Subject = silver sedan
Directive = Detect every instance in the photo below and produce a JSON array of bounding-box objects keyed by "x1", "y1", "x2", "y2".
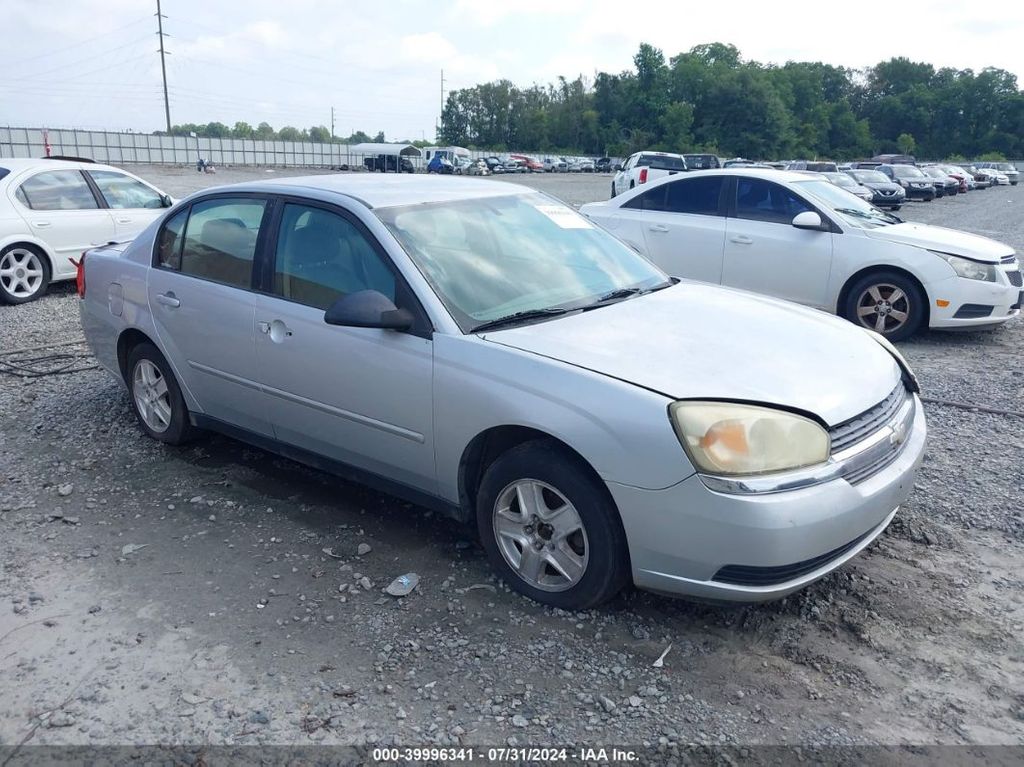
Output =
[{"x1": 79, "y1": 175, "x2": 926, "y2": 609}]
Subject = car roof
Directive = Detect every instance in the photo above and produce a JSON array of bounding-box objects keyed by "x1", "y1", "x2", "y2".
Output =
[
  {"x1": 679, "y1": 168, "x2": 819, "y2": 184},
  {"x1": 193, "y1": 174, "x2": 539, "y2": 209},
  {"x1": 0, "y1": 157, "x2": 110, "y2": 172}
]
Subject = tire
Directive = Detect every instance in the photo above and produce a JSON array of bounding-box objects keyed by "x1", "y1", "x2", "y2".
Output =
[
  {"x1": 125, "y1": 342, "x2": 196, "y2": 445},
  {"x1": 610, "y1": 182, "x2": 616, "y2": 199},
  {"x1": 0, "y1": 244, "x2": 50, "y2": 305},
  {"x1": 843, "y1": 271, "x2": 925, "y2": 341},
  {"x1": 890, "y1": 205, "x2": 902, "y2": 211},
  {"x1": 629, "y1": 180, "x2": 635, "y2": 190},
  {"x1": 476, "y1": 440, "x2": 630, "y2": 609}
]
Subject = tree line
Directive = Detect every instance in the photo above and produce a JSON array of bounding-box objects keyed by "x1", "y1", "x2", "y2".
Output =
[
  {"x1": 159, "y1": 123, "x2": 392, "y2": 145},
  {"x1": 437, "y1": 42, "x2": 1024, "y2": 160}
]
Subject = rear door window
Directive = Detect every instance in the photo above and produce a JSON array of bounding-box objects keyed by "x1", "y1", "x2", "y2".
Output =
[
  {"x1": 175, "y1": 198, "x2": 267, "y2": 289},
  {"x1": 17, "y1": 170, "x2": 99, "y2": 210}
]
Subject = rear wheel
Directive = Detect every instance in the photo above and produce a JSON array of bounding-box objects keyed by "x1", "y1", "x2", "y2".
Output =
[
  {"x1": 843, "y1": 271, "x2": 925, "y2": 341},
  {"x1": 476, "y1": 440, "x2": 630, "y2": 609},
  {"x1": 126, "y1": 343, "x2": 196, "y2": 445},
  {"x1": 0, "y1": 245, "x2": 50, "y2": 305}
]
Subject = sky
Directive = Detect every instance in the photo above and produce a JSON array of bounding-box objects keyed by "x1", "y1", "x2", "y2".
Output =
[{"x1": 2, "y1": 0, "x2": 1023, "y2": 141}]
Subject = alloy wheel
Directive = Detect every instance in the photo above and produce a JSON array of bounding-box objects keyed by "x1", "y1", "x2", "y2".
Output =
[
  {"x1": 855, "y1": 283, "x2": 911, "y2": 335},
  {"x1": 492, "y1": 479, "x2": 589, "y2": 592},
  {"x1": 132, "y1": 359, "x2": 172, "y2": 433},
  {"x1": 0, "y1": 248, "x2": 45, "y2": 299}
]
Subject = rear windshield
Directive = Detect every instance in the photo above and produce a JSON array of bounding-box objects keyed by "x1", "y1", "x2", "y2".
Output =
[
  {"x1": 851, "y1": 170, "x2": 889, "y2": 184},
  {"x1": 637, "y1": 154, "x2": 686, "y2": 170},
  {"x1": 805, "y1": 162, "x2": 838, "y2": 172},
  {"x1": 683, "y1": 154, "x2": 720, "y2": 169},
  {"x1": 0, "y1": 168, "x2": 9, "y2": 181}
]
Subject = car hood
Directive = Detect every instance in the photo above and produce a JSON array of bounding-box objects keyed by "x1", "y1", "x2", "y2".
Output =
[
  {"x1": 481, "y1": 283, "x2": 902, "y2": 427},
  {"x1": 864, "y1": 222, "x2": 1014, "y2": 262}
]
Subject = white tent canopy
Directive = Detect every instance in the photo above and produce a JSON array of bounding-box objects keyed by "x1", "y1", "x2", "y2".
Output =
[{"x1": 350, "y1": 142, "x2": 422, "y2": 157}]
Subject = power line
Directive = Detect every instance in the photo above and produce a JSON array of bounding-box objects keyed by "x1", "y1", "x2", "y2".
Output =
[{"x1": 2, "y1": 17, "x2": 151, "y2": 71}]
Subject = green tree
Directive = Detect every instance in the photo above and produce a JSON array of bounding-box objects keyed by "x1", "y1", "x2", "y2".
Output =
[
  {"x1": 255, "y1": 122, "x2": 275, "y2": 140},
  {"x1": 278, "y1": 126, "x2": 302, "y2": 141},
  {"x1": 897, "y1": 132, "x2": 916, "y2": 154},
  {"x1": 232, "y1": 121, "x2": 254, "y2": 139}
]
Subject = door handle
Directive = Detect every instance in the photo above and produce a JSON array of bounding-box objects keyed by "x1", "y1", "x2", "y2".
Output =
[
  {"x1": 156, "y1": 292, "x2": 180, "y2": 308},
  {"x1": 116, "y1": 217, "x2": 132, "y2": 224},
  {"x1": 730, "y1": 235, "x2": 753, "y2": 245},
  {"x1": 33, "y1": 221, "x2": 51, "y2": 228},
  {"x1": 648, "y1": 224, "x2": 670, "y2": 233}
]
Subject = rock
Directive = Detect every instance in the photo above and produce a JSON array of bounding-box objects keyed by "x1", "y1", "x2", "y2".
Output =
[
  {"x1": 87, "y1": 605, "x2": 101, "y2": 614},
  {"x1": 384, "y1": 573, "x2": 419, "y2": 597},
  {"x1": 357, "y1": 543, "x2": 372, "y2": 556},
  {"x1": 248, "y1": 711, "x2": 270, "y2": 725},
  {"x1": 47, "y1": 711, "x2": 76, "y2": 727},
  {"x1": 120, "y1": 543, "x2": 149, "y2": 556},
  {"x1": 599, "y1": 696, "x2": 617, "y2": 713},
  {"x1": 57, "y1": 484, "x2": 74, "y2": 497},
  {"x1": 396, "y1": 707, "x2": 407, "y2": 719},
  {"x1": 512, "y1": 714, "x2": 529, "y2": 727},
  {"x1": 359, "y1": 577, "x2": 372, "y2": 590},
  {"x1": 28, "y1": 592, "x2": 44, "y2": 604},
  {"x1": 628, "y1": 695, "x2": 642, "y2": 708}
]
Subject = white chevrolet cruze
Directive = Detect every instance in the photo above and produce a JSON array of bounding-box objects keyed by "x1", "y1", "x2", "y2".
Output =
[
  {"x1": 0, "y1": 158, "x2": 173, "y2": 304},
  {"x1": 581, "y1": 169, "x2": 1022, "y2": 340}
]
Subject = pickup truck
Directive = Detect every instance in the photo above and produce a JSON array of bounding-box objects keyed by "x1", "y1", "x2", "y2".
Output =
[{"x1": 611, "y1": 152, "x2": 687, "y2": 197}]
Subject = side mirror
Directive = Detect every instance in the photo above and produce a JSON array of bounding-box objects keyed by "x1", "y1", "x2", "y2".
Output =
[
  {"x1": 614, "y1": 164, "x2": 622, "y2": 171},
  {"x1": 324, "y1": 290, "x2": 413, "y2": 331},
  {"x1": 792, "y1": 211, "x2": 825, "y2": 230},
  {"x1": 161, "y1": 194, "x2": 174, "y2": 208}
]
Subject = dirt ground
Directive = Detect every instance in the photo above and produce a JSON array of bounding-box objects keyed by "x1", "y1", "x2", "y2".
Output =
[{"x1": 1, "y1": 168, "x2": 1022, "y2": 756}]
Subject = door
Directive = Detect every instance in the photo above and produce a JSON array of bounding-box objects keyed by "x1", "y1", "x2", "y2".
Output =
[
  {"x1": 721, "y1": 177, "x2": 833, "y2": 308},
  {"x1": 12, "y1": 169, "x2": 116, "y2": 278},
  {"x1": 87, "y1": 169, "x2": 168, "y2": 239},
  {"x1": 251, "y1": 200, "x2": 436, "y2": 493},
  {"x1": 147, "y1": 195, "x2": 274, "y2": 436},
  {"x1": 619, "y1": 175, "x2": 728, "y2": 284}
]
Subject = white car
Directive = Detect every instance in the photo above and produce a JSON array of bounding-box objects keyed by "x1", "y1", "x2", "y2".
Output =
[
  {"x1": 0, "y1": 158, "x2": 172, "y2": 304},
  {"x1": 581, "y1": 169, "x2": 1022, "y2": 340},
  {"x1": 611, "y1": 151, "x2": 687, "y2": 198}
]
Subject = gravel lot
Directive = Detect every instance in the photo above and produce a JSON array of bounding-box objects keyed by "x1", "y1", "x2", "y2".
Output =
[{"x1": 1, "y1": 166, "x2": 1022, "y2": 753}]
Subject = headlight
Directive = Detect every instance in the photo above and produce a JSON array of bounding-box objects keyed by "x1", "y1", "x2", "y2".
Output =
[
  {"x1": 669, "y1": 402, "x2": 830, "y2": 476},
  {"x1": 931, "y1": 251, "x2": 997, "y2": 282}
]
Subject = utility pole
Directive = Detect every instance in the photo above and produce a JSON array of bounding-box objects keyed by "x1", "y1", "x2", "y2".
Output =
[
  {"x1": 437, "y1": 68, "x2": 446, "y2": 140},
  {"x1": 155, "y1": 0, "x2": 171, "y2": 133}
]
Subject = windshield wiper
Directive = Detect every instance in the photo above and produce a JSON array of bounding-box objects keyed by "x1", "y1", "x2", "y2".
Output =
[
  {"x1": 472, "y1": 307, "x2": 576, "y2": 333},
  {"x1": 584, "y1": 281, "x2": 674, "y2": 310}
]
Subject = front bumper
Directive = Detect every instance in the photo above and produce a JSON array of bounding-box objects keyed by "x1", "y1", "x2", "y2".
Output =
[
  {"x1": 927, "y1": 273, "x2": 1022, "y2": 328},
  {"x1": 609, "y1": 395, "x2": 926, "y2": 602},
  {"x1": 904, "y1": 185, "x2": 935, "y2": 200},
  {"x1": 871, "y1": 191, "x2": 904, "y2": 207}
]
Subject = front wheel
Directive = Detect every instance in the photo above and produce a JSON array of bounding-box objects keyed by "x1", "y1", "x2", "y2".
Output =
[
  {"x1": 843, "y1": 271, "x2": 925, "y2": 341},
  {"x1": 0, "y1": 245, "x2": 50, "y2": 305},
  {"x1": 126, "y1": 343, "x2": 196, "y2": 445},
  {"x1": 476, "y1": 440, "x2": 630, "y2": 609},
  {"x1": 610, "y1": 182, "x2": 616, "y2": 199}
]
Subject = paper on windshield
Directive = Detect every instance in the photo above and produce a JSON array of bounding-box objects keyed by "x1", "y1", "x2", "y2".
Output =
[{"x1": 533, "y1": 203, "x2": 593, "y2": 229}]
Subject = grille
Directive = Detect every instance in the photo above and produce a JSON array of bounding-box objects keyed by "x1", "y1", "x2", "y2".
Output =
[
  {"x1": 713, "y1": 529, "x2": 874, "y2": 586},
  {"x1": 828, "y1": 384, "x2": 907, "y2": 454},
  {"x1": 1008, "y1": 271, "x2": 1022, "y2": 288}
]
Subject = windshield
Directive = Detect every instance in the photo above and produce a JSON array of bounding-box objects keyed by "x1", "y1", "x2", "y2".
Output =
[
  {"x1": 637, "y1": 154, "x2": 686, "y2": 170},
  {"x1": 892, "y1": 165, "x2": 925, "y2": 179},
  {"x1": 376, "y1": 193, "x2": 668, "y2": 331},
  {"x1": 794, "y1": 180, "x2": 898, "y2": 229},
  {"x1": 824, "y1": 173, "x2": 857, "y2": 188},
  {"x1": 850, "y1": 170, "x2": 889, "y2": 184},
  {"x1": 922, "y1": 167, "x2": 947, "y2": 178}
]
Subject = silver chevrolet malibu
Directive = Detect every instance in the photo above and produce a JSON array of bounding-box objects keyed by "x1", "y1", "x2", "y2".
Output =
[{"x1": 79, "y1": 175, "x2": 926, "y2": 609}]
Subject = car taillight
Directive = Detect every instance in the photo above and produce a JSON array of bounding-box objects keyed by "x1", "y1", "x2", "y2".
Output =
[
  {"x1": 70, "y1": 251, "x2": 87, "y2": 298},
  {"x1": 639, "y1": 168, "x2": 648, "y2": 184}
]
